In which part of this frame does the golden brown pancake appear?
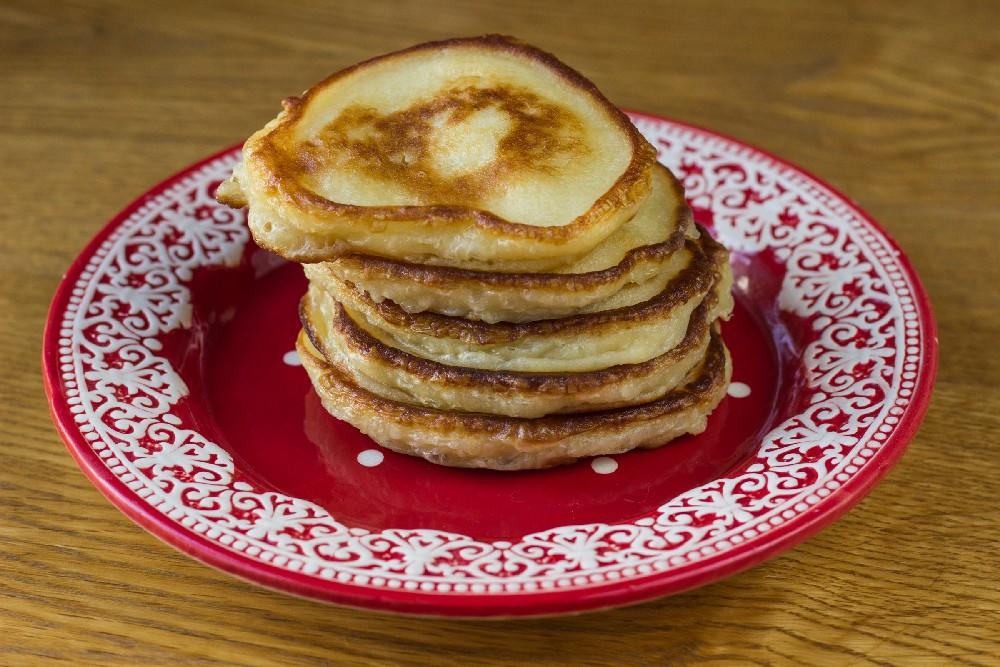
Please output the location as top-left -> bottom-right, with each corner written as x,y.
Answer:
311,230 -> 729,373
305,165 -> 696,322
301,278 -> 732,418
216,35 -> 657,267
297,328 -> 731,470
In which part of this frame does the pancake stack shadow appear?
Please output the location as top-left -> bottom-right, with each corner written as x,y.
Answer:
216,35 -> 733,470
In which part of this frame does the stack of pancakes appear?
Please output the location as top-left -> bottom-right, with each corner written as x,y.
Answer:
217,36 -> 733,470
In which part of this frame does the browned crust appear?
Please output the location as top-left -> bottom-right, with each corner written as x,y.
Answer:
298,327 -> 728,443
302,286 -> 717,394
239,35 -> 657,242
318,165 -> 691,290
324,226 -> 726,344
241,224 -> 344,264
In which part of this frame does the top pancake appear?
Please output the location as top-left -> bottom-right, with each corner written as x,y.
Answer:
216,35 -> 657,266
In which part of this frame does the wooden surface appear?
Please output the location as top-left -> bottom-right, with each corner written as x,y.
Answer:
3,1 -> 999,664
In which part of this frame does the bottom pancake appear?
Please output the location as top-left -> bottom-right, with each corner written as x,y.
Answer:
297,328 -> 731,470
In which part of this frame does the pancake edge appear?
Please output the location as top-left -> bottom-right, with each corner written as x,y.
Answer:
297,328 -> 731,470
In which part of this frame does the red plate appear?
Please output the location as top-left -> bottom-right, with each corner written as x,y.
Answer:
43,112 -> 937,617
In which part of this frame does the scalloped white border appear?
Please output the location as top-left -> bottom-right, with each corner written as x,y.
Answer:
53,117 -> 925,594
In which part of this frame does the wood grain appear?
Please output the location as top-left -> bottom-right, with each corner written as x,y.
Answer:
3,0 -> 999,664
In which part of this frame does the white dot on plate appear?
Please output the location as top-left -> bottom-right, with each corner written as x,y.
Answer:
282,350 -> 301,366
357,449 -> 384,467
591,457 -> 618,474
727,382 -> 751,398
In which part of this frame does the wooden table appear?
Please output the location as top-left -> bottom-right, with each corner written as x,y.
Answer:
4,1 -> 998,664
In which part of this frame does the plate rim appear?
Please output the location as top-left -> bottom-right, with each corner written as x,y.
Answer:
42,116 -> 938,617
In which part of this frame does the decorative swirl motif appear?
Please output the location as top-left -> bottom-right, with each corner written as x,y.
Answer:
55,118 -> 924,593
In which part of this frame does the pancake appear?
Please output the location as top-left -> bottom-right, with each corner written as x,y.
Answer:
216,35 -> 657,267
297,327 -> 731,470
301,276 -> 733,418
311,230 -> 729,373
306,165 -> 697,323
